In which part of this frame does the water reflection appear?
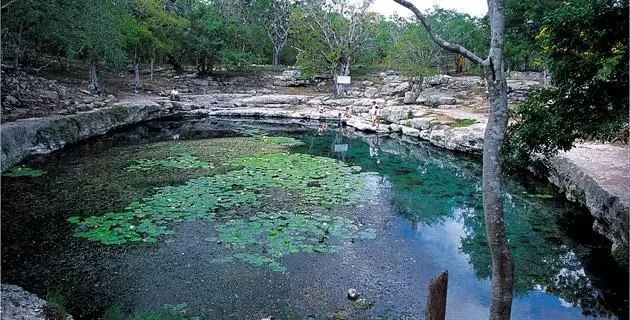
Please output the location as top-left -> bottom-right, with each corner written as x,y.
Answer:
1,119 -> 626,319
300,128 -> 627,318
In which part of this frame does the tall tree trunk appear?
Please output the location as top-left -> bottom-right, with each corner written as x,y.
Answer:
167,53 -> 182,73
483,1 -> 514,319
334,55 -> 350,95
132,62 -> 141,91
273,46 -> 281,66
150,56 -> 155,81
88,58 -> 100,93
391,1 -> 514,319
13,22 -> 23,70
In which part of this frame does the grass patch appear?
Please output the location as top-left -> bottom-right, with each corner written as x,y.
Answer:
450,118 -> 477,128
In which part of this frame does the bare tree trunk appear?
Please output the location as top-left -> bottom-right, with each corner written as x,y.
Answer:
13,22 -> 23,70
392,1 -> 514,319
88,58 -> 100,93
334,56 -> 350,95
150,56 -> 155,81
167,53 -> 182,73
483,1 -> 514,319
132,62 -> 140,91
273,46 -> 281,66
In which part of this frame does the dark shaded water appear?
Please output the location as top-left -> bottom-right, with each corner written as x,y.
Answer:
1,117 -> 627,319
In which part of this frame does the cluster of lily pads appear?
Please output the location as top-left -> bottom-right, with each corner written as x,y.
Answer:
210,211 -> 376,272
68,138 -> 376,271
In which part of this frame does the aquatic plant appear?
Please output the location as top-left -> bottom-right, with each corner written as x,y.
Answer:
69,153 -> 371,245
126,154 -> 213,171
2,165 -> 46,177
210,211 -> 376,272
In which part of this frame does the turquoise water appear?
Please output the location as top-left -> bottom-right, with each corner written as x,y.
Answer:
1,118 -> 626,319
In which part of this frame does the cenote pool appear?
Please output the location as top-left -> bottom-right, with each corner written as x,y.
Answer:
1,117 -> 627,319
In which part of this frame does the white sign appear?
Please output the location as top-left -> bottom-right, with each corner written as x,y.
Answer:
336,76 -> 351,84
334,144 -> 348,152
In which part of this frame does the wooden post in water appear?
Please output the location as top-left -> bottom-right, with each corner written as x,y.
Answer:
425,270 -> 448,320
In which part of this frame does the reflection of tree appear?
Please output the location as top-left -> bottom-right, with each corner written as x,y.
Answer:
459,199 -> 612,317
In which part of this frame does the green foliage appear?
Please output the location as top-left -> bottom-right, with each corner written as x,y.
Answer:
450,118 -> 476,128
126,154 -> 213,171
504,0 -> 563,71
425,8 -> 490,74
2,166 -> 46,177
504,0 -> 628,171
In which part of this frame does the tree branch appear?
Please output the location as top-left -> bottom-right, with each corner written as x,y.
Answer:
392,0 -> 488,66
1,0 -> 20,10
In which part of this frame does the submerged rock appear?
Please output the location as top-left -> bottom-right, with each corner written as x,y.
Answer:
0,284 -> 73,320
347,288 -> 360,301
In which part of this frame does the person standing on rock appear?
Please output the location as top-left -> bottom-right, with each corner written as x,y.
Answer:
170,86 -> 180,101
370,101 -> 381,127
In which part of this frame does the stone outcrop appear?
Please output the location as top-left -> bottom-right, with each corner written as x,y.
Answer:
0,284 -> 73,320
545,146 -> 629,251
1,100 -> 180,171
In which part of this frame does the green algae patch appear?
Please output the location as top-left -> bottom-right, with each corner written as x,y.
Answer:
253,136 -> 304,146
2,165 -> 46,177
126,154 -> 213,171
210,211 -> 377,272
69,151 -> 372,246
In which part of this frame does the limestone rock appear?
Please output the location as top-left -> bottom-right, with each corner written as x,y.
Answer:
401,125 -> 420,137
424,75 -> 451,86
403,92 -> 418,104
392,82 -> 411,96
282,70 -> 302,78
364,87 -> 378,98
347,288 -> 360,301
426,96 -> 457,106
411,118 -> 432,130
0,284 -> 73,320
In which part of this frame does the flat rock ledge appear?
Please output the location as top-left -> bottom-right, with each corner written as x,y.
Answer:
0,284 -> 73,320
546,146 -> 629,252
1,96 -> 627,252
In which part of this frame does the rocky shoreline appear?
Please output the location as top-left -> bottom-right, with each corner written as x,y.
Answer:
2,94 -> 628,255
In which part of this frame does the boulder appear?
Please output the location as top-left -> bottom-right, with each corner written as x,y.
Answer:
382,106 -> 414,123
424,75 -> 451,86
401,125 -> 420,137
392,82 -> 411,96
282,70 -> 302,78
390,123 -> 402,132
347,288 -> 360,301
425,96 -> 457,105
411,118 -> 433,130
364,87 -> 378,98
403,92 -> 418,104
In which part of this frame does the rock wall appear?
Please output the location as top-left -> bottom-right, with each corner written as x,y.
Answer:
546,155 -> 629,251
1,100 -> 182,171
